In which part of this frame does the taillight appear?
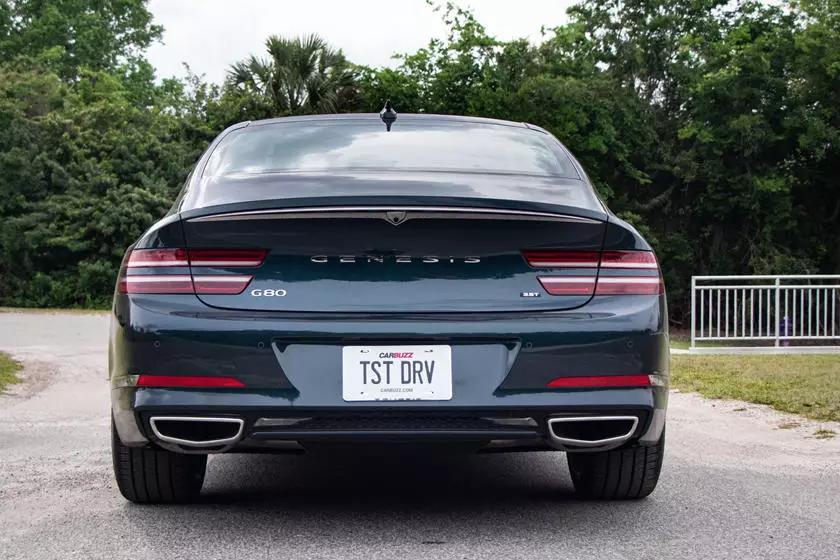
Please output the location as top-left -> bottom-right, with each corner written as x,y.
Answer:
600,251 -> 658,269
522,251 -> 600,268
119,275 -> 253,294
595,276 -> 663,295
523,250 -> 658,270
125,249 -> 189,267
192,276 -> 253,294
525,250 -> 663,296
536,277 -> 597,295
119,275 -> 195,294
118,248 -> 265,295
186,250 -> 267,267
126,249 -> 266,268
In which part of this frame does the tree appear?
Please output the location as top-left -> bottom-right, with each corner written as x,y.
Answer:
787,0 -> 840,273
0,65 -> 197,307
2,0 -> 839,319
228,34 -> 357,116
0,0 -> 162,80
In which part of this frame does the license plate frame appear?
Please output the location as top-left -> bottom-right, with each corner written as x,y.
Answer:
342,345 -> 453,402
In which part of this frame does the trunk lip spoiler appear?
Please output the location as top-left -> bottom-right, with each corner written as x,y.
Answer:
185,206 -> 601,225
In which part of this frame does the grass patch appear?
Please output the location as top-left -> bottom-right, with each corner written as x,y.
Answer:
669,339 -> 773,350
669,339 -> 730,350
0,352 -> 23,391
814,429 -> 836,440
670,339 -> 691,350
0,307 -> 108,315
671,354 -> 840,422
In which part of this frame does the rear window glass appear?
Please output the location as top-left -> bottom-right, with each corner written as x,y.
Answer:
203,120 -> 577,178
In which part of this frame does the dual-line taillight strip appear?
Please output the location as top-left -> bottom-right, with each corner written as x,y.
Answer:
523,250 -> 663,296
118,248 -> 266,295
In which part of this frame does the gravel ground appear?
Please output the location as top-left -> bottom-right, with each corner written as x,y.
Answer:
1,311 -> 839,560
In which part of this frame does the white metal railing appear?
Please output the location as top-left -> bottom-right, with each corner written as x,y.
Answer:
690,275 -> 840,352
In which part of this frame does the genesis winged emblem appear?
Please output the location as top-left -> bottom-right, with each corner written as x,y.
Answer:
385,211 -> 407,226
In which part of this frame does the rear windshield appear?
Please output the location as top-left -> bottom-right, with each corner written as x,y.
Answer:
203,120 -> 577,178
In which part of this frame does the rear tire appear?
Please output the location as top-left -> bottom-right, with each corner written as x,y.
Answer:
111,419 -> 207,504
566,429 -> 665,500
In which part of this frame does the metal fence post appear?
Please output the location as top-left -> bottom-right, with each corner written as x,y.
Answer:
690,276 -> 696,351
774,277 -> 781,347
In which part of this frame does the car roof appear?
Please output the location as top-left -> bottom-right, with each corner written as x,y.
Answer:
242,113 -> 537,131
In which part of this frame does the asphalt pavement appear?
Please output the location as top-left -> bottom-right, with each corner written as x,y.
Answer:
1,311 -> 838,560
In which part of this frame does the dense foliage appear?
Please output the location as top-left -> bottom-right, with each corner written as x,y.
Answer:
0,0 -> 838,321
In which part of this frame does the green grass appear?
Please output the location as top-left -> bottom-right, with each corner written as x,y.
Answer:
0,352 -> 23,392
671,354 -> 840,422
669,338 -> 754,350
670,339 -> 730,350
0,307 -> 108,315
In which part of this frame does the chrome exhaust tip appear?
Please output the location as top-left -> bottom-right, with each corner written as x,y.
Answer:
547,416 -> 639,451
149,416 -> 244,452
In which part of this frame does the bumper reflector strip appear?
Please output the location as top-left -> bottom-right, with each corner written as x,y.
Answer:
137,375 -> 246,388
547,375 -> 652,388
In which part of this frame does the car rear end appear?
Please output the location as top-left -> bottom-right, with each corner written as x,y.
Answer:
109,115 -> 668,503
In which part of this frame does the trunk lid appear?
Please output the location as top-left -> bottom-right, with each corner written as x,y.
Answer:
182,200 -> 607,313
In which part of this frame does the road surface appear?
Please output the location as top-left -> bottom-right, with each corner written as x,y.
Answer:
1,312 -> 838,559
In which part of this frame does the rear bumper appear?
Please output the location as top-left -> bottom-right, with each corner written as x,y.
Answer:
115,388 -> 664,452
110,293 -> 668,452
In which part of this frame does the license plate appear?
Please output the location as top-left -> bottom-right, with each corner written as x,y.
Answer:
342,345 -> 453,402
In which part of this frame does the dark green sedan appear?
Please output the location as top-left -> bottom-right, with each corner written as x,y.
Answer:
109,111 -> 668,504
